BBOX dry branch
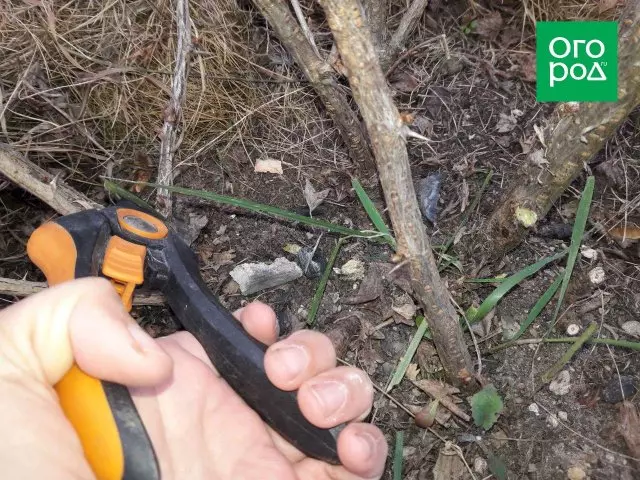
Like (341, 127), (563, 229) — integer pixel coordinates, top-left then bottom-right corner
(479, 3), (640, 257)
(290, 0), (320, 57)
(0, 277), (165, 306)
(380, 0), (430, 71)
(0, 143), (100, 215)
(156, 0), (192, 218)
(317, 0), (474, 384)
(252, 0), (373, 166)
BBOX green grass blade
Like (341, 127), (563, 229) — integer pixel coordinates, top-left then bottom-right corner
(463, 277), (507, 284)
(541, 322), (597, 383)
(467, 250), (567, 324)
(392, 431), (404, 480)
(104, 180), (160, 215)
(510, 274), (562, 341)
(351, 177), (396, 248)
(106, 179), (387, 241)
(489, 336), (640, 354)
(550, 176), (595, 325)
(307, 238), (346, 326)
(386, 319), (430, 392)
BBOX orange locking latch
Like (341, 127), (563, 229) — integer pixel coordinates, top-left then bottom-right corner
(102, 236), (146, 312)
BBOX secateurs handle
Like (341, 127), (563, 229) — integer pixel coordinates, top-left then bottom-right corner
(26, 203), (341, 480)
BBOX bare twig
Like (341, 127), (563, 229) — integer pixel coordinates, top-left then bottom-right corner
(157, 0), (192, 218)
(252, 0), (374, 167)
(0, 143), (100, 215)
(380, 0), (430, 70)
(0, 277), (165, 306)
(290, 0), (320, 57)
(317, 0), (474, 385)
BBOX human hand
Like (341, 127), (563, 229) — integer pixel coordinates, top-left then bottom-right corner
(0, 278), (387, 479)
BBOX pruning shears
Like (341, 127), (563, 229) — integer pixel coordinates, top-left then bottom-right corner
(26, 202), (341, 479)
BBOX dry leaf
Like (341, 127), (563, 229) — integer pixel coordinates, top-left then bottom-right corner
(389, 71), (420, 93)
(598, 0), (618, 14)
(405, 363), (420, 382)
(494, 109), (523, 133)
(460, 179), (469, 213)
(413, 115), (434, 136)
(529, 149), (549, 168)
(392, 301), (417, 320)
(130, 152), (152, 193)
(475, 11), (503, 40)
(608, 225), (640, 243)
(303, 178), (330, 214)
(359, 343), (384, 376)
(255, 158), (283, 174)
(517, 52), (536, 83)
(210, 250), (236, 271)
(414, 379), (471, 422)
(433, 445), (466, 480)
(343, 263), (386, 305)
(619, 401), (640, 459)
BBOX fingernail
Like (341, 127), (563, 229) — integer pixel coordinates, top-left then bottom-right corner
(309, 380), (348, 418)
(128, 323), (160, 355)
(354, 431), (377, 461)
(271, 344), (308, 381)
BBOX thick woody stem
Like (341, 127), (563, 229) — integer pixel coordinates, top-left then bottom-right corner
(317, 0), (474, 384)
(479, 3), (640, 257)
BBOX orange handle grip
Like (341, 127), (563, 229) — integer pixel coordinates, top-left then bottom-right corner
(27, 221), (128, 480)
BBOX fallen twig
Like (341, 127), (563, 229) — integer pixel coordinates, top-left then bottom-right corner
(0, 143), (100, 215)
(156, 0), (192, 217)
(0, 277), (165, 306)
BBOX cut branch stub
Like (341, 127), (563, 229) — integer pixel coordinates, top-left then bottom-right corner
(479, 4), (640, 257)
(317, 0), (474, 385)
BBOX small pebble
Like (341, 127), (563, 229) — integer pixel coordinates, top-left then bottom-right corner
(621, 320), (640, 337)
(549, 370), (572, 396)
(558, 411), (568, 421)
(417, 172), (442, 224)
(547, 414), (559, 428)
(528, 403), (540, 416)
(473, 457), (487, 475)
(602, 375), (638, 404)
(588, 266), (605, 284)
(567, 466), (586, 480)
(580, 247), (598, 260)
(566, 324), (580, 336)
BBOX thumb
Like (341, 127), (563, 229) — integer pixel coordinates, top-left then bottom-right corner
(0, 277), (172, 388)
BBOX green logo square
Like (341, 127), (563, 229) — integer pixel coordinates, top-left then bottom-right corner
(536, 22), (618, 102)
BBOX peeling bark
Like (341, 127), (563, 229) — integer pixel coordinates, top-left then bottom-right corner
(317, 0), (474, 385)
(252, 0), (373, 166)
(480, 4), (640, 257)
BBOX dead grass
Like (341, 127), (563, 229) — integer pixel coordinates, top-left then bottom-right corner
(0, 0), (344, 194)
